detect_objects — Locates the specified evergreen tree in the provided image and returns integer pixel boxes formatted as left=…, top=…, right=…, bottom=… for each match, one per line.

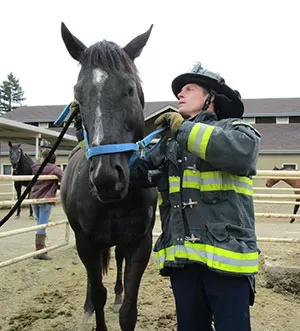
left=0, top=73, right=26, bottom=114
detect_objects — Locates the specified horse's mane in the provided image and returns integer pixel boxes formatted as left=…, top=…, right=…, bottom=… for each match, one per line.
left=80, top=40, right=138, bottom=76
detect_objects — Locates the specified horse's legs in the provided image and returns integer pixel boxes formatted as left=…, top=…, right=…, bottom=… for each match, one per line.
left=76, top=235, right=108, bottom=331
left=28, top=189, right=33, bottom=217
left=15, top=184, right=21, bottom=217
left=84, top=276, right=94, bottom=318
left=113, top=246, right=124, bottom=312
left=119, top=231, right=152, bottom=331
left=290, top=200, right=300, bottom=223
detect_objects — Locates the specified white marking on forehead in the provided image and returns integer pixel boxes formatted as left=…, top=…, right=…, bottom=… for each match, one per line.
left=93, top=68, right=107, bottom=85
left=91, top=105, right=104, bottom=146
left=91, top=68, right=107, bottom=147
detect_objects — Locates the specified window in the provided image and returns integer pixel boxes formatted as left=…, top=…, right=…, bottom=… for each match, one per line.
left=290, top=116, right=300, bottom=123
left=2, top=164, right=12, bottom=175
left=282, top=163, right=297, bottom=170
left=256, top=117, right=276, bottom=124
left=25, top=122, right=38, bottom=127
left=276, top=117, right=289, bottom=124
left=39, top=123, right=49, bottom=128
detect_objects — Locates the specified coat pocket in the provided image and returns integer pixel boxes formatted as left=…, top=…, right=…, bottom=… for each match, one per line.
left=200, top=191, right=228, bottom=204
left=206, top=222, right=257, bottom=252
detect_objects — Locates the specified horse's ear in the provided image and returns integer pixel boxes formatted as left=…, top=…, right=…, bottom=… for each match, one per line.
left=61, top=22, right=87, bottom=61
left=273, top=165, right=279, bottom=170
left=8, top=141, right=12, bottom=147
left=18, top=144, right=21, bottom=148
left=123, top=24, right=153, bottom=60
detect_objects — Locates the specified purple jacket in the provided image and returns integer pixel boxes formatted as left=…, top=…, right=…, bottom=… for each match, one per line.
left=30, top=161, right=63, bottom=200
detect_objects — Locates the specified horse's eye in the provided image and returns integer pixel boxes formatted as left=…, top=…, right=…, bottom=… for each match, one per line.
left=128, top=87, right=134, bottom=96
left=124, top=87, right=134, bottom=97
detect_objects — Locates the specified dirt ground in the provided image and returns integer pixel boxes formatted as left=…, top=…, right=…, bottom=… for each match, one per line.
left=1, top=205, right=300, bottom=331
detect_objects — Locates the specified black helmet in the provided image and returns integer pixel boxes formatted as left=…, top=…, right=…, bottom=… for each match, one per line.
left=40, top=139, right=52, bottom=148
left=171, top=62, right=244, bottom=119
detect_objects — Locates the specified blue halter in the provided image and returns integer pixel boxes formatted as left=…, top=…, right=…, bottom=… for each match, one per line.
left=83, top=125, right=166, bottom=164
left=54, top=102, right=166, bottom=166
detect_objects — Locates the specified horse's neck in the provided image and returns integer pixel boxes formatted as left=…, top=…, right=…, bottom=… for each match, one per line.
left=18, top=152, right=33, bottom=173
left=283, top=178, right=300, bottom=191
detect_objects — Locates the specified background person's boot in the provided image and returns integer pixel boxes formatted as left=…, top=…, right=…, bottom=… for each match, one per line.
left=33, top=234, right=52, bottom=260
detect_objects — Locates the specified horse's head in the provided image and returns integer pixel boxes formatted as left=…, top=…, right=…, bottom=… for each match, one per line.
left=8, top=141, right=22, bottom=173
left=265, top=165, right=281, bottom=187
left=61, top=23, right=153, bottom=203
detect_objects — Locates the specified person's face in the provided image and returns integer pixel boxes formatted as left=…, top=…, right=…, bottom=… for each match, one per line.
left=177, top=83, right=210, bottom=119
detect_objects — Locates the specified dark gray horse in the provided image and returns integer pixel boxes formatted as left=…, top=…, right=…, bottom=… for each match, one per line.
left=60, top=23, right=156, bottom=331
left=8, top=141, right=34, bottom=218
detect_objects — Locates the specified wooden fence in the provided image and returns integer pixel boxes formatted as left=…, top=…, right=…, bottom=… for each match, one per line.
left=0, top=174, right=69, bottom=268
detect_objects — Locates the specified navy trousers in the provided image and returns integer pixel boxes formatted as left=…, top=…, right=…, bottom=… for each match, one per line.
left=170, top=264, right=252, bottom=331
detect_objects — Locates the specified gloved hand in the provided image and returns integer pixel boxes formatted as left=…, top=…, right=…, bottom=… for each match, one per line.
left=154, top=112, right=184, bottom=138
left=70, top=100, right=80, bottom=114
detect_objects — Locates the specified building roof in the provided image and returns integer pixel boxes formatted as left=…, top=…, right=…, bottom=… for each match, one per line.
left=0, top=117, right=77, bottom=152
left=254, top=124, right=300, bottom=153
left=3, top=97, right=300, bottom=124
left=243, top=98, right=300, bottom=116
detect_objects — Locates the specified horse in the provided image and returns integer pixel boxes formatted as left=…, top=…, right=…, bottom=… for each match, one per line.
left=265, top=165, right=300, bottom=223
left=59, top=23, right=157, bottom=331
left=8, top=141, right=34, bottom=218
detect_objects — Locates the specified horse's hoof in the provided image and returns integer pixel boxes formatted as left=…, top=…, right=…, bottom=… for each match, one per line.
left=29, top=215, right=34, bottom=219
left=78, top=323, right=94, bottom=331
left=113, top=303, right=122, bottom=313
left=290, top=219, right=295, bottom=223
left=79, top=313, right=95, bottom=331
left=15, top=215, right=20, bottom=219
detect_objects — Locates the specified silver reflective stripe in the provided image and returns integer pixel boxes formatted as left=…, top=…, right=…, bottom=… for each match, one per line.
left=181, top=246, right=258, bottom=267
left=156, top=247, right=175, bottom=265
left=193, top=125, right=208, bottom=156
left=183, top=171, right=252, bottom=192
left=156, top=245, right=257, bottom=267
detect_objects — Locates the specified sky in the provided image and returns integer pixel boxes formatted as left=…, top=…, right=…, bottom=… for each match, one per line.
left=1, top=0, right=300, bottom=106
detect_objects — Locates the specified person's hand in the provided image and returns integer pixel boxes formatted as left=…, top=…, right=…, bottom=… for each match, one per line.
left=70, top=101, right=80, bottom=113
left=154, top=112, right=184, bottom=138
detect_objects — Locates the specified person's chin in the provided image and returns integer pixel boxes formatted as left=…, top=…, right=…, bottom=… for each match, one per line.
left=179, top=108, right=189, bottom=119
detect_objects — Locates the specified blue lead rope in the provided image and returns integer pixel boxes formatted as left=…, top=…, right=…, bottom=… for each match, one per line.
left=54, top=103, right=72, bottom=127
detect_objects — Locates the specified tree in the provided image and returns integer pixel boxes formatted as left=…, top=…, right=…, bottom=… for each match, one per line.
left=0, top=73, right=26, bottom=114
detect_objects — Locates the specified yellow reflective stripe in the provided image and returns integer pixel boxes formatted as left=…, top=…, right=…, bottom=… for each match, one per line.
left=188, top=123, right=215, bottom=160
left=169, top=176, right=180, bottom=193
left=182, top=170, right=253, bottom=196
left=189, top=242, right=258, bottom=260
left=155, top=242, right=258, bottom=274
left=155, top=247, right=175, bottom=269
left=182, top=169, right=201, bottom=189
left=157, top=190, right=163, bottom=206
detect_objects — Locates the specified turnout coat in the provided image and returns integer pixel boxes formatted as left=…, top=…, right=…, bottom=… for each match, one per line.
left=152, top=110, right=261, bottom=277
